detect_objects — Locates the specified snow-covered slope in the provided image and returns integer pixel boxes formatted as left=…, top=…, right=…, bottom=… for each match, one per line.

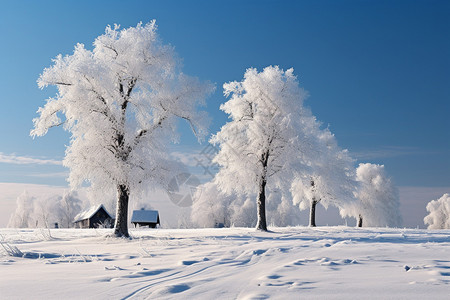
left=1, top=227, right=449, bottom=299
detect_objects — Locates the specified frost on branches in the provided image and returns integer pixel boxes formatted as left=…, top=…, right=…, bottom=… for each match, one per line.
left=424, top=193, right=450, bottom=229
left=211, top=66, right=323, bottom=231
left=7, top=191, right=35, bottom=228
left=349, top=163, right=402, bottom=228
left=291, top=127, right=357, bottom=227
left=190, top=182, right=232, bottom=228
left=31, top=21, right=214, bottom=237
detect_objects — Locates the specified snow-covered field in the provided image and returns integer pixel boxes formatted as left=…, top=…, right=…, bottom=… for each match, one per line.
left=1, top=227, right=449, bottom=299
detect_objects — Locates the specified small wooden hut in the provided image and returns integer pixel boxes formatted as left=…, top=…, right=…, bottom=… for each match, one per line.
left=73, top=204, right=114, bottom=229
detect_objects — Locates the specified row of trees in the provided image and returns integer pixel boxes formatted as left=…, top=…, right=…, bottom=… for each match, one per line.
left=191, top=162, right=401, bottom=229
left=32, top=21, right=402, bottom=237
left=8, top=191, right=82, bottom=228
left=191, top=66, right=401, bottom=229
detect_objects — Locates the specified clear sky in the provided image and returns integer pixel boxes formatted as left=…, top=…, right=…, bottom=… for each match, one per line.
left=0, top=0, right=448, bottom=227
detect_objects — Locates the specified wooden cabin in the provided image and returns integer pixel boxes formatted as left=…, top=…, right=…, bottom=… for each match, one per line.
left=73, top=204, right=114, bottom=229
left=131, top=209, right=160, bottom=228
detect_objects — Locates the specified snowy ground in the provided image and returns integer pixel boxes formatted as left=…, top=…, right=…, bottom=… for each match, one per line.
left=1, top=227, right=449, bottom=299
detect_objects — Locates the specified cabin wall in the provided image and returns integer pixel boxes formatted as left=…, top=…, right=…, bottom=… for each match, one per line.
left=75, top=219, right=89, bottom=229
left=90, top=209, right=113, bottom=228
left=133, top=222, right=158, bottom=228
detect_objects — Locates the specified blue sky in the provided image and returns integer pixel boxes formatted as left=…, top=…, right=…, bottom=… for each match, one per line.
left=0, top=0, right=448, bottom=190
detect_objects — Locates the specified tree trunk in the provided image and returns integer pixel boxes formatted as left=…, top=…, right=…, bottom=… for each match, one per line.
left=357, top=214, right=363, bottom=227
left=113, top=184, right=130, bottom=237
left=256, top=177, right=268, bottom=231
left=309, top=199, right=317, bottom=227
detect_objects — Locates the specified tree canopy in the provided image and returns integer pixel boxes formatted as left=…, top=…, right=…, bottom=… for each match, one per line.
left=424, top=193, right=450, bottom=229
left=345, top=163, right=402, bottom=227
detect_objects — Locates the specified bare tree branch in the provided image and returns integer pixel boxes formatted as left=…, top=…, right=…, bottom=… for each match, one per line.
left=54, top=82, right=72, bottom=86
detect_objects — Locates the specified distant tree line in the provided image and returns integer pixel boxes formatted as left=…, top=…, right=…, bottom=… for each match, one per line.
left=8, top=191, right=82, bottom=229
left=191, top=66, right=402, bottom=230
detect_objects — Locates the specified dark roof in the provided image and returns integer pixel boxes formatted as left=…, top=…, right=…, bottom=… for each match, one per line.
left=131, top=210, right=159, bottom=223
left=73, top=204, right=113, bottom=223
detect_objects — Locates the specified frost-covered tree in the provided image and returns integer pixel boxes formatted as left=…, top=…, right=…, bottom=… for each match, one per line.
left=211, top=66, right=315, bottom=231
left=424, top=193, right=450, bottom=229
left=349, top=163, right=402, bottom=228
left=58, top=191, right=83, bottom=228
left=34, top=195, right=61, bottom=228
left=8, top=191, right=83, bottom=228
left=31, top=22, right=213, bottom=237
left=227, top=196, right=257, bottom=227
left=266, top=190, right=303, bottom=227
left=7, top=191, right=36, bottom=228
left=291, top=129, right=356, bottom=227
left=191, top=182, right=231, bottom=228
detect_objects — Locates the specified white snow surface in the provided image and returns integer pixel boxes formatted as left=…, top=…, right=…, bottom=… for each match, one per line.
left=1, top=227, right=449, bottom=299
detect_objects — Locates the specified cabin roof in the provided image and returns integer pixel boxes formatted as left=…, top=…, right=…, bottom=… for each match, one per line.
left=73, top=204, right=112, bottom=223
left=131, top=209, right=159, bottom=223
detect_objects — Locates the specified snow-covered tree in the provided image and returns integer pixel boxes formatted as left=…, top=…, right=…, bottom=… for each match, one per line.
left=7, top=191, right=36, bottom=228
left=211, top=66, right=315, bottom=231
left=34, top=195, right=61, bottom=228
left=58, top=191, right=83, bottom=228
left=191, top=182, right=231, bottom=228
left=424, top=193, right=450, bottom=229
left=227, top=196, right=256, bottom=227
left=31, top=21, right=213, bottom=237
left=8, top=191, right=83, bottom=228
left=349, top=163, right=402, bottom=228
left=291, top=129, right=357, bottom=227
left=266, top=190, right=303, bottom=227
